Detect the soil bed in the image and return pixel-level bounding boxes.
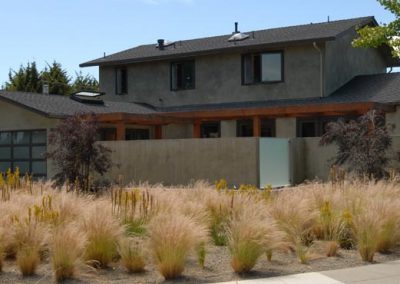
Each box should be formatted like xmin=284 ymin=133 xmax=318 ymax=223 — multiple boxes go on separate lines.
xmin=1 ymin=242 xmax=400 ymax=283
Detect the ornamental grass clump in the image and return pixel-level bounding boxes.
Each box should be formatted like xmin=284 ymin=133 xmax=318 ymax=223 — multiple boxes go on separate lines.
xmin=118 ymin=237 xmax=146 ymax=273
xmin=51 ymin=224 xmax=86 ymax=281
xmin=227 ymin=204 xmax=283 ymax=273
xmin=268 ymin=189 xmax=317 ymax=264
xmin=13 ymin=221 xmax=48 ymax=276
xmin=83 ymin=205 xmax=124 ymax=268
xmin=148 ymin=214 xmax=208 ymax=280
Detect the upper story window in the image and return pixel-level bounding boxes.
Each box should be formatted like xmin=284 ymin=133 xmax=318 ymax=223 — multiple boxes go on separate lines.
xmin=171 ymin=60 xmax=195 ymax=91
xmin=242 ymin=51 xmax=283 ymax=85
xmin=115 ymin=67 xmax=128 ymax=95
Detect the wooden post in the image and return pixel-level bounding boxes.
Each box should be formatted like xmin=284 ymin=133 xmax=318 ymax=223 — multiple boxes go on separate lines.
xmin=193 ymin=120 xmax=201 ymax=138
xmin=116 ymin=122 xmax=125 ymax=140
xmin=253 ymin=116 xmax=261 ymax=137
xmin=155 ymin=125 xmax=162 ymax=139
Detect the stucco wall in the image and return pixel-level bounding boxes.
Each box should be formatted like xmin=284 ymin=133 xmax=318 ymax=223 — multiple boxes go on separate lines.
xmin=324 ymin=29 xmax=387 ymax=96
xmin=100 ymin=138 xmax=259 ymax=186
xmin=386 ymin=106 xmax=400 ymax=136
xmin=221 ymin=120 xmax=236 ymax=137
xmin=276 ymin=118 xmax=297 ymax=138
xmin=99 ymin=44 xmax=321 ymax=107
xmin=0 ymin=100 xmax=59 ymax=178
xmin=162 ymin=124 xmax=193 ymax=139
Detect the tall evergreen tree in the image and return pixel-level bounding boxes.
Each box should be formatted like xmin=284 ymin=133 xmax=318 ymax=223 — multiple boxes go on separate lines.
xmin=71 ymin=71 xmax=99 ymax=93
xmin=41 ymin=61 xmax=71 ymax=96
xmin=5 ymin=62 xmax=42 ymax=93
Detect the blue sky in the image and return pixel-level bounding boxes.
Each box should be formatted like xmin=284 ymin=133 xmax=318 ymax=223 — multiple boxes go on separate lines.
xmin=1 ymin=0 xmax=396 ymax=86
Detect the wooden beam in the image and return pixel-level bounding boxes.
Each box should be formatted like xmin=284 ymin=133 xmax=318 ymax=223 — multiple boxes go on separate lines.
xmin=116 ymin=122 xmax=125 ymax=141
xmin=163 ymin=102 xmax=379 ymax=120
xmin=253 ymin=116 xmax=261 ymax=137
xmin=193 ymin=120 xmax=201 ymax=138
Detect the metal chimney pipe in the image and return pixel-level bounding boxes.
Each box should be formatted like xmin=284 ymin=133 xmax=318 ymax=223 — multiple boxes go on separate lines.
xmin=158 ymin=39 xmax=165 ymax=50
xmin=42 ymin=83 xmax=49 ymax=95
xmin=235 ymin=22 xmax=239 ymax=33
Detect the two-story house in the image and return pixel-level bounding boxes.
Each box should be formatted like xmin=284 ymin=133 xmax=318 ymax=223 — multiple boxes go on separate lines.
xmin=0 ymin=16 xmax=399 ymax=179
xmin=78 ymin=16 xmax=400 ymax=141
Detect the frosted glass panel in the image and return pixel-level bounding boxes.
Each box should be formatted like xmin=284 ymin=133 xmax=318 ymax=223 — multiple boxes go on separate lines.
xmin=32 ymin=131 xmax=46 ymax=144
xmin=0 ymin=147 xmax=11 ymax=159
xmin=32 ymin=146 xmax=46 ymax=159
xmin=0 ymin=132 xmax=11 ymax=145
xmin=14 ymin=147 xmax=30 ymax=159
xmin=259 ymin=138 xmax=290 ymax=188
xmin=32 ymin=161 xmax=46 ymax=175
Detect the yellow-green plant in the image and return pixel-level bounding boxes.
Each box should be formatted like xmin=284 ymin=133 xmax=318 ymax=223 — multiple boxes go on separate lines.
xmin=51 ymin=224 xmax=86 ymax=281
xmin=215 ymin=179 xmax=228 ymax=191
xmin=83 ymin=206 xmax=124 ymax=268
xmin=227 ymin=205 xmax=283 ymax=273
xmin=17 ymin=245 xmax=40 ymax=276
xmin=148 ymin=214 xmax=208 ymax=280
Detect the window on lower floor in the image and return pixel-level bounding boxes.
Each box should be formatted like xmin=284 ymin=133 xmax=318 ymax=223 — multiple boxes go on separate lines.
xmin=98 ymin=128 xmax=117 ymax=141
xmin=236 ymin=118 xmax=276 ymax=137
xmin=237 ymin=119 xmax=253 ymax=137
xmin=261 ymin=119 xmax=276 ymax=137
xmin=201 ymin=122 xmax=220 ymax=138
xmin=242 ymin=52 xmax=283 ymax=84
xmin=126 ymin=129 xmax=150 ymax=140
xmin=0 ymin=130 xmax=47 ymax=177
xmin=297 ymin=116 xmax=357 ymax=137
xmin=171 ymin=61 xmax=195 ymax=90
xmin=115 ymin=67 xmax=128 ymax=95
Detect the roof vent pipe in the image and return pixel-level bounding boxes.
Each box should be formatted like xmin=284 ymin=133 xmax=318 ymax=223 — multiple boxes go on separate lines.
xmin=235 ymin=22 xmax=239 ymax=33
xmin=158 ymin=39 xmax=165 ymax=50
xmin=42 ymin=83 xmax=49 ymax=95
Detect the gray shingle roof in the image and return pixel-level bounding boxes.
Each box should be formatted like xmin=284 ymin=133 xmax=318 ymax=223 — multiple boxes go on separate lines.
xmin=80 ymin=17 xmax=375 ymax=67
xmin=157 ymin=73 xmax=400 ymax=113
xmin=1 ymin=73 xmax=399 ymax=117
xmin=0 ymin=91 xmax=156 ymax=118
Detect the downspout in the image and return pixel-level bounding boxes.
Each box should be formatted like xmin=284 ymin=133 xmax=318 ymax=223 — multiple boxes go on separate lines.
xmin=313 ymin=42 xmax=324 ymax=98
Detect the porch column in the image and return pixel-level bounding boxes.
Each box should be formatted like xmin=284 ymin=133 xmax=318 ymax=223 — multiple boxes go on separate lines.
xmin=116 ymin=122 xmax=125 ymax=140
xmin=193 ymin=120 xmax=201 ymax=138
xmin=253 ymin=116 xmax=261 ymax=137
xmin=155 ymin=125 xmax=163 ymax=139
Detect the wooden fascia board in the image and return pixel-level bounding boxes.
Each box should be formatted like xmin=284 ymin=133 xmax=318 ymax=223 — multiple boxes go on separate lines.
xmin=160 ymin=102 xmax=380 ymax=120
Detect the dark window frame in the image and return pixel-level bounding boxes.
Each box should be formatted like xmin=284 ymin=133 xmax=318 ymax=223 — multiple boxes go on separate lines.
xmin=241 ymin=51 xmax=284 ymax=85
xmin=125 ymin=128 xmax=150 ymax=140
xmin=296 ymin=116 xmax=357 ymax=137
xmin=0 ymin=129 xmax=47 ymax=177
xmin=236 ymin=119 xmax=253 ymax=137
xmin=115 ymin=67 xmax=128 ymax=95
xmin=170 ymin=60 xmax=196 ymax=91
xmin=200 ymin=121 xmax=221 ymax=138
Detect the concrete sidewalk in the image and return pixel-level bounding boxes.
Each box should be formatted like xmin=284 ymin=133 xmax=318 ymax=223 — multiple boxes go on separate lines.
xmin=215 ymin=260 xmax=400 ymax=284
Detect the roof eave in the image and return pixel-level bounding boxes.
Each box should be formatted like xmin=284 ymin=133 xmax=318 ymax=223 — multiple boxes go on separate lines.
xmin=79 ymin=37 xmax=335 ymax=67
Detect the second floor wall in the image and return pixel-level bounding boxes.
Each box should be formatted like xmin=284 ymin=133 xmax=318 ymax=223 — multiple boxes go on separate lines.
xmin=99 ymin=36 xmax=387 ymax=107
xmin=100 ymin=44 xmax=323 ymax=107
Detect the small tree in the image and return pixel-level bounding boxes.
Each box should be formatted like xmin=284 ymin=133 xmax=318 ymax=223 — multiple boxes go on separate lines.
xmin=320 ymin=110 xmax=392 ymax=179
xmin=47 ymin=114 xmax=112 ymax=191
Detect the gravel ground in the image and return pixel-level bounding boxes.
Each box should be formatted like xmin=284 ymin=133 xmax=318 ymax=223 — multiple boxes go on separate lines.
xmin=1 ymin=242 xmax=400 ymax=284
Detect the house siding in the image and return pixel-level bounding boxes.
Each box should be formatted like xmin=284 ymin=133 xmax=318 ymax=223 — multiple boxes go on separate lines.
xmin=99 ymin=44 xmax=322 ymax=107
xmin=324 ymin=28 xmax=387 ymax=96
